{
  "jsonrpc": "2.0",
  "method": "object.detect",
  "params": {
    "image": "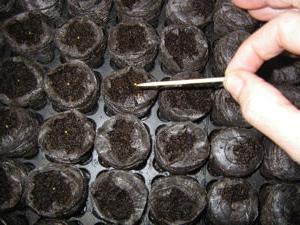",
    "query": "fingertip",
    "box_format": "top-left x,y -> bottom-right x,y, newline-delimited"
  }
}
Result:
231,0 -> 266,9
